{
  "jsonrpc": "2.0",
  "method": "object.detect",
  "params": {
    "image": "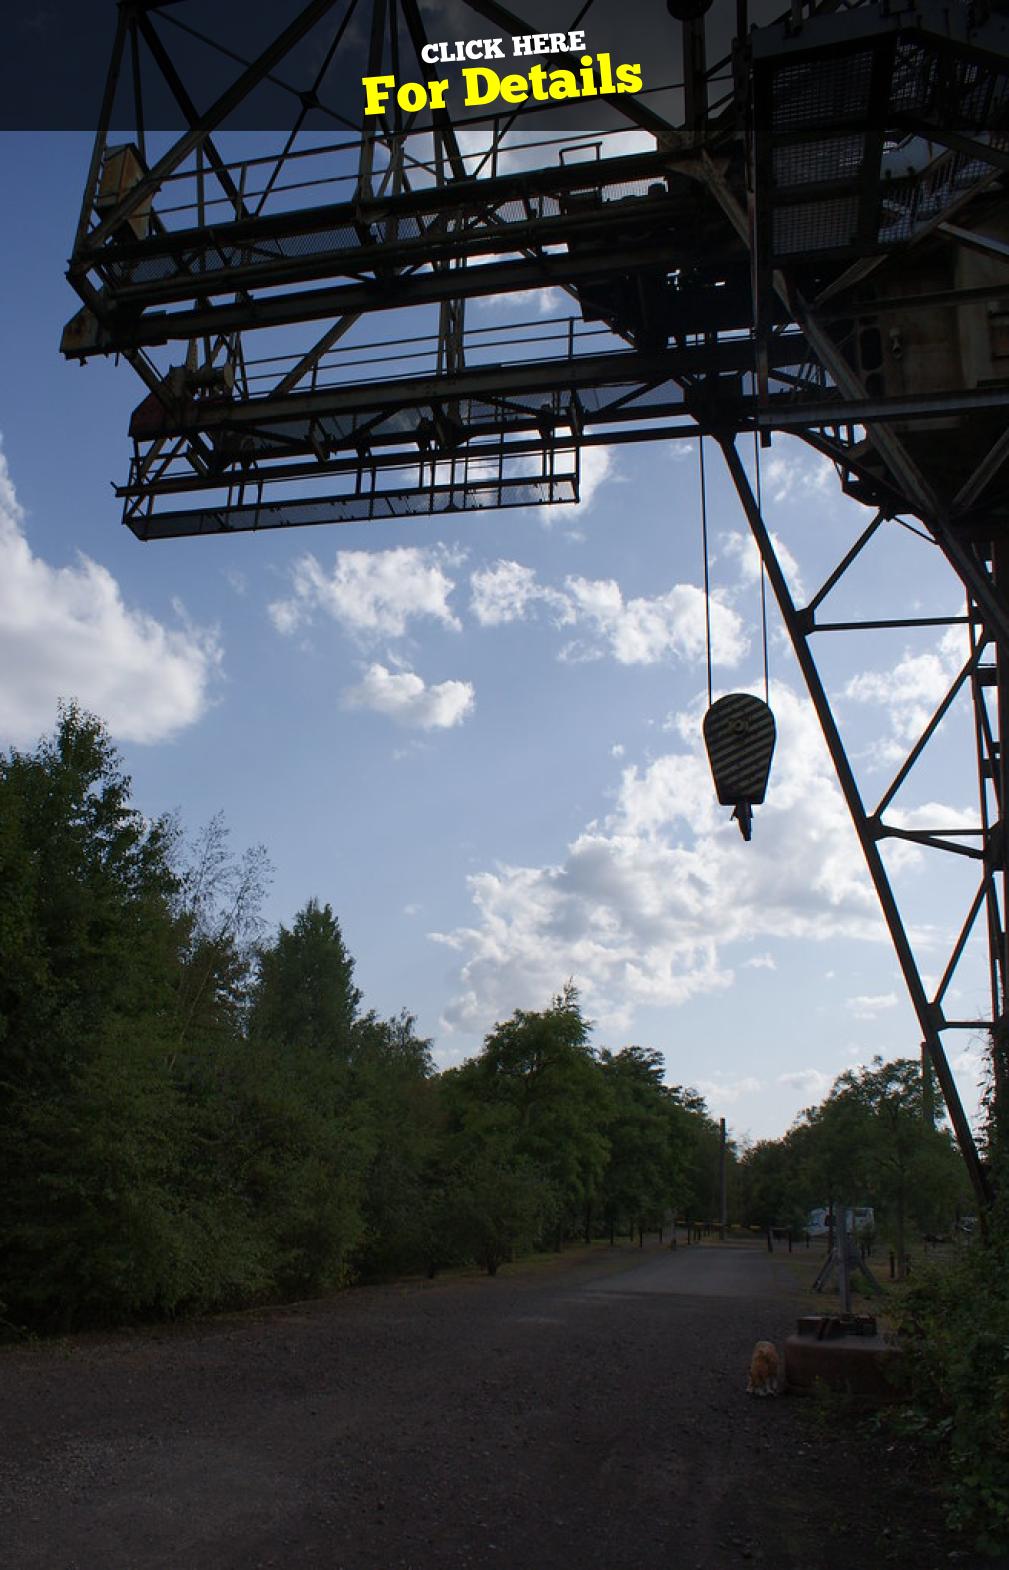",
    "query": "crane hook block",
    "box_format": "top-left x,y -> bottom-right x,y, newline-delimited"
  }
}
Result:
702,694 -> 776,842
